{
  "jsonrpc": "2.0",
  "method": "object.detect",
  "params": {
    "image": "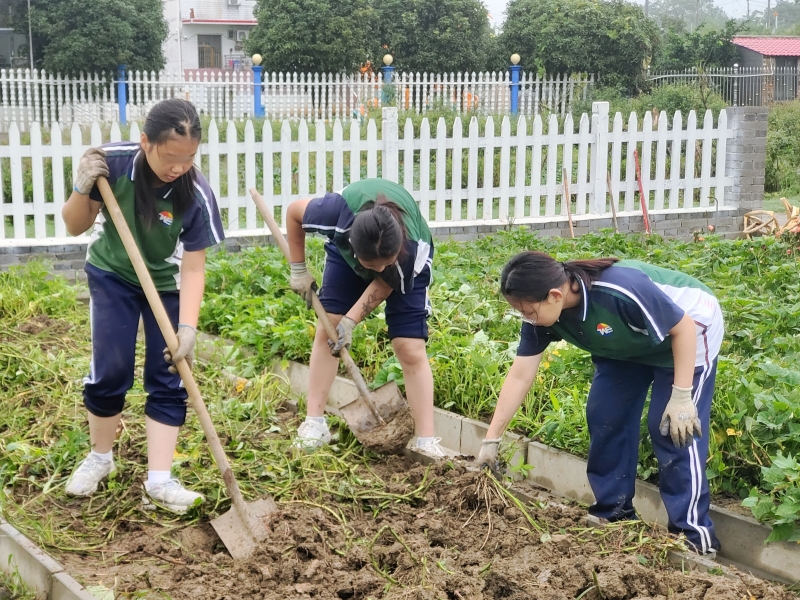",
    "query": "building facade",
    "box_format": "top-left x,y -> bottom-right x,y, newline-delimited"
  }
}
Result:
162,0 -> 257,74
